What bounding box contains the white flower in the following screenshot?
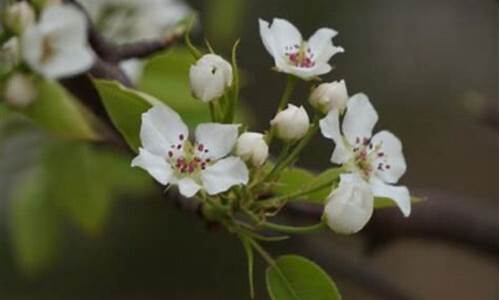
[270,104,310,141]
[4,1,35,35]
[319,93,411,218]
[323,173,373,234]
[189,54,233,102]
[132,103,249,197]
[79,0,191,43]
[236,132,269,167]
[309,80,348,113]
[20,4,95,79]
[259,18,344,80]
[4,73,37,108]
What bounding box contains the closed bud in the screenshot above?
[309,80,348,113]
[236,132,269,167]
[323,174,373,235]
[270,104,309,141]
[4,73,37,108]
[3,1,35,35]
[189,54,232,102]
[0,37,20,73]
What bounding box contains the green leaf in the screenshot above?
[374,196,425,209]
[42,140,154,235]
[273,167,315,196]
[9,169,62,275]
[93,79,161,152]
[270,167,342,204]
[266,255,341,300]
[21,78,97,140]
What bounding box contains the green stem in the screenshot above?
[262,221,326,234]
[256,179,337,208]
[277,75,298,111]
[209,102,216,121]
[247,237,276,266]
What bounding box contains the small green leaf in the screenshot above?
[305,168,343,203]
[273,167,315,196]
[21,78,97,140]
[266,255,341,300]
[9,169,62,275]
[93,79,161,152]
[374,196,424,209]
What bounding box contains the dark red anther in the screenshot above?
[179,134,184,140]
[198,144,204,151]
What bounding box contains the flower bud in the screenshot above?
[323,174,373,235]
[189,54,233,102]
[309,80,348,113]
[4,73,37,108]
[3,1,36,35]
[236,132,269,167]
[270,104,310,141]
[0,37,20,73]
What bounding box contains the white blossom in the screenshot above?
[270,104,310,141]
[236,132,269,167]
[120,59,144,85]
[320,93,411,224]
[20,4,94,79]
[4,1,35,35]
[79,0,191,43]
[0,37,20,73]
[132,103,249,197]
[323,173,373,234]
[309,80,348,113]
[189,54,233,102]
[259,18,344,80]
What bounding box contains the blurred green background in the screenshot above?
[0,0,498,299]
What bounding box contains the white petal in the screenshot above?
[20,27,43,72]
[319,109,351,164]
[370,130,407,183]
[39,47,95,79]
[258,19,276,57]
[307,28,344,64]
[195,123,239,160]
[200,156,249,195]
[269,18,303,53]
[140,104,188,156]
[177,177,201,198]
[323,173,374,234]
[370,178,411,217]
[342,93,378,145]
[131,148,173,185]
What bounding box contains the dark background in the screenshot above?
[0,0,498,299]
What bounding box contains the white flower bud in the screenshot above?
[270,104,310,141]
[309,80,348,113]
[189,54,233,102]
[0,37,20,73]
[4,73,37,108]
[236,132,269,167]
[323,174,374,235]
[4,1,36,35]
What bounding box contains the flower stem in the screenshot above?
[261,221,326,234]
[277,75,298,111]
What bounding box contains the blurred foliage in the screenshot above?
[204,0,247,50]
[12,78,97,140]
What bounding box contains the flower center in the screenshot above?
[40,35,55,64]
[284,42,315,68]
[165,134,212,176]
[349,137,391,180]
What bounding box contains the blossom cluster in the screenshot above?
[133,18,411,234]
[0,1,411,235]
